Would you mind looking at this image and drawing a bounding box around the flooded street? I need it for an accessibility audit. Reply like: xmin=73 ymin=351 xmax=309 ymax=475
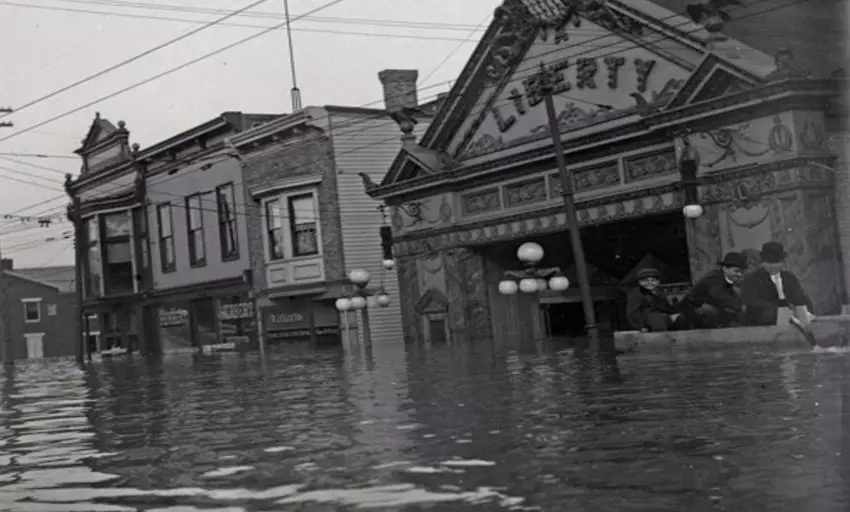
xmin=0 ymin=342 xmax=847 ymax=512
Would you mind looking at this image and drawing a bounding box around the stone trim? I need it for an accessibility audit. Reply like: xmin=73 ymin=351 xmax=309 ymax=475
xmin=393 ymin=158 xmax=833 ymax=256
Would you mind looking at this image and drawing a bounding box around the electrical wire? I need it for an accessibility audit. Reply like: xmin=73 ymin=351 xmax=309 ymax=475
xmin=0 ymin=0 xmax=272 ymax=120
xmin=0 ymin=0 xmax=815 ymax=236
xmin=0 ymin=0 xmax=348 ymax=146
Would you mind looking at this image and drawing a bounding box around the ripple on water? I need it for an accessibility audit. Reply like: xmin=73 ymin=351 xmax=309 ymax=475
xmin=0 ymin=347 xmax=846 ymax=512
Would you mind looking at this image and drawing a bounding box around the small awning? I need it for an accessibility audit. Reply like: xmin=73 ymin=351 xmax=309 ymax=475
xmin=267 ymin=285 xmax=327 ymax=300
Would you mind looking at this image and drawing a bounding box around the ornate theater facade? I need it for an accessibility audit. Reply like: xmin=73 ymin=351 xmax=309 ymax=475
xmin=367 ymin=0 xmax=847 ymax=344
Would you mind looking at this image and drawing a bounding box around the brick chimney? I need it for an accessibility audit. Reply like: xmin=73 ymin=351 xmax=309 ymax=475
xmin=378 ymin=69 xmax=419 ymax=111
xmin=1 ymin=259 xmax=12 ymax=271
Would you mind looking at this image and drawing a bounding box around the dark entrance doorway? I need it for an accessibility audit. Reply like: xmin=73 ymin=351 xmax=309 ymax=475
xmin=535 ymin=210 xmax=691 ymax=336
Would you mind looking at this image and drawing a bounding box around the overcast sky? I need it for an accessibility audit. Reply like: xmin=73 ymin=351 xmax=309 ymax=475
xmin=0 ymin=0 xmax=498 ymax=268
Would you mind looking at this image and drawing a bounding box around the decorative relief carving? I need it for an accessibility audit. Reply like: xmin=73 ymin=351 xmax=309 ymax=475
xmin=623 ymin=148 xmax=677 ymax=183
xmin=462 ymin=188 xmax=501 ymax=216
xmin=697 ymin=115 xmax=794 ymax=169
xmin=392 ymin=195 xmax=453 ymax=230
xmin=503 ymin=178 xmax=547 ymax=208
xmin=799 ymin=120 xmax=825 ymax=150
xmin=548 ymin=161 xmax=620 ymax=196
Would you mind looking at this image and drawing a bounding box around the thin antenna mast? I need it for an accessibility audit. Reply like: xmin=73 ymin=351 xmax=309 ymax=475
xmin=283 ymin=0 xmax=302 ymax=111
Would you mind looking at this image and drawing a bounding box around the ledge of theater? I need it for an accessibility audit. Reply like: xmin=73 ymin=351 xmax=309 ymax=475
xmin=391 ymin=157 xmax=835 ymax=257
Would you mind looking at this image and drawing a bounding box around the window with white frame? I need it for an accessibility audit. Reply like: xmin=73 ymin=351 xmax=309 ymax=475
xmin=265 ymin=199 xmax=285 ymax=260
xmin=185 ymin=193 xmax=206 ymax=267
xmin=289 ymin=193 xmax=319 ymax=257
xmin=23 ymin=299 xmax=41 ymax=323
xmin=216 ymin=183 xmax=239 ymax=260
xmin=262 ymin=191 xmax=320 ymax=261
xmin=157 ymin=203 xmax=176 ymax=272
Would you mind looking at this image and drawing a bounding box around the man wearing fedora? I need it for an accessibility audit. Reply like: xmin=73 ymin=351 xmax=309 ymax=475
xmin=679 ymin=252 xmax=748 ymax=328
xmin=626 ymin=268 xmax=688 ymax=332
xmin=740 ymin=241 xmax=813 ymax=326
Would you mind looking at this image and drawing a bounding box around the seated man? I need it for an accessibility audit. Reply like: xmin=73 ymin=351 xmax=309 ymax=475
xmin=626 ymin=268 xmax=688 ymax=332
xmin=741 ymin=241 xmax=813 ymax=326
xmin=680 ymin=252 xmax=747 ymax=328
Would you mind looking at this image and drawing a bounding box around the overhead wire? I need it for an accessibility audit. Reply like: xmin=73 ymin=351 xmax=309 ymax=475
xmin=0 ymin=0 xmax=272 ymax=120
xmin=0 ymin=0 xmax=814 ymax=243
xmin=0 ymin=0 xmax=348 ymax=146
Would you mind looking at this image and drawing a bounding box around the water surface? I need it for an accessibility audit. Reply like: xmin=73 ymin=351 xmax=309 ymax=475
xmin=0 ymin=342 xmax=846 ymax=511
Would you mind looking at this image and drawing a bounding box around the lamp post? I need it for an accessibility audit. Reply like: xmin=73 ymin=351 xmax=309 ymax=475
xmin=334 ymin=267 xmax=393 ymax=345
xmin=535 ymin=61 xmax=599 ymax=351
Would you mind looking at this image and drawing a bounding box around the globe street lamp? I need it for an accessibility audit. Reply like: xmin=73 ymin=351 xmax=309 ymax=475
xmin=498 ymin=242 xmax=570 ymax=296
xmin=679 ymin=135 xmax=703 ymax=220
xmin=335 ymin=268 xmax=391 ymax=344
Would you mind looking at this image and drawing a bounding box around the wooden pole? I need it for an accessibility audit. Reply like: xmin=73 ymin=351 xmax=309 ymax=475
xmin=539 ymin=62 xmax=600 ymax=352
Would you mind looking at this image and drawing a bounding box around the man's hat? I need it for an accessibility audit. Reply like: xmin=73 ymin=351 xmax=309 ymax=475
xmin=718 ymin=252 xmax=747 ymax=269
xmin=760 ymin=241 xmax=787 ymax=263
xmin=636 ymin=268 xmax=663 ymax=281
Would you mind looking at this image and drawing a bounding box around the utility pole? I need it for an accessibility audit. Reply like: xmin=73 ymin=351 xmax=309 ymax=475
xmin=0 ymin=106 xmax=12 ymax=128
xmin=537 ymin=62 xmax=601 ymax=352
xmin=0 ymin=109 xmax=12 ymax=364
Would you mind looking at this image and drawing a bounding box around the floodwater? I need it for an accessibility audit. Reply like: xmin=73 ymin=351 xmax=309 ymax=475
xmin=0 ymin=341 xmax=847 ymax=512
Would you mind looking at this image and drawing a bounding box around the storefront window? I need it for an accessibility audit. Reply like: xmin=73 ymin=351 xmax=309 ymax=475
xmin=191 ymin=298 xmax=217 ymax=348
xmin=217 ymin=296 xmax=256 ymax=349
xmin=158 ymin=302 xmax=192 ymax=351
xmin=264 ymin=298 xmax=340 ymax=346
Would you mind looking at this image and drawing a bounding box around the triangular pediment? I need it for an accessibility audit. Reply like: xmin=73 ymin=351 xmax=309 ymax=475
xmin=77 ymin=113 xmax=121 ymax=155
xmin=414 ymin=288 xmax=449 ymax=315
xmin=666 ymin=54 xmax=761 ymax=109
xmin=446 ymin=3 xmax=707 ymax=161
xmin=375 ymin=0 xmax=776 ymax=190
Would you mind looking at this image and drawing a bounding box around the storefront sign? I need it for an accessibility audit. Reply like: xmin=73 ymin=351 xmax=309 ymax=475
xmin=219 ymin=302 xmax=254 ymax=321
xmin=159 ymin=308 xmax=188 ymax=327
xmin=267 ymin=326 xmax=340 ymax=341
xmin=490 ymin=56 xmax=659 ymax=134
xmin=270 ymin=312 xmax=304 ymax=324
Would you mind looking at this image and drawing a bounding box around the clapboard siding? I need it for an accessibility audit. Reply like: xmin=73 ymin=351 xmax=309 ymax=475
xmin=330 ymin=112 xmax=430 ymax=345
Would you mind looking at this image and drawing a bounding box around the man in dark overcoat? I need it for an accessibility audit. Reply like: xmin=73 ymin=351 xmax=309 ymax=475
xmin=679 ymin=252 xmax=747 ymax=328
xmin=625 ymin=268 xmax=688 ymax=332
xmin=740 ymin=241 xmax=813 ymax=326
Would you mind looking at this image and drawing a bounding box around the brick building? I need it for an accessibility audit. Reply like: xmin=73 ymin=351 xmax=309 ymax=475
xmin=0 ymin=259 xmax=77 ymax=360
xmin=368 ymin=0 xmax=848 ymax=344
xmin=232 ymin=75 xmax=438 ymax=347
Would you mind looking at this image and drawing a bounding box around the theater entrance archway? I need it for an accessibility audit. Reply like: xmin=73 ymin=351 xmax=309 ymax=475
xmin=484 ymin=210 xmax=691 ymax=344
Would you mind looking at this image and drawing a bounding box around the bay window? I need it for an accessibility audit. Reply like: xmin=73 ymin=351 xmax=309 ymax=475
xmin=157 ymin=203 xmax=176 ymax=273
xmin=265 ymin=200 xmax=284 ymax=260
xmin=185 ymin=193 xmax=206 ymax=267
xmin=102 ymin=212 xmax=134 ymax=295
xmin=289 ymin=193 xmax=319 ymax=257
xmin=263 ymin=191 xmax=320 ymax=261
xmin=216 ymin=183 xmax=239 ymax=260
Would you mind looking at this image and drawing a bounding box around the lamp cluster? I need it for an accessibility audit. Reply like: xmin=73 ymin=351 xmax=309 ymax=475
xmin=335 ymin=268 xmax=393 ymax=312
xmin=498 ymin=242 xmax=570 ymax=296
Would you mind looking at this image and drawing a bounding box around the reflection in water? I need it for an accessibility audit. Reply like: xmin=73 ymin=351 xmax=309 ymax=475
xmin=0 ymin=343 xmax=846 ymax=511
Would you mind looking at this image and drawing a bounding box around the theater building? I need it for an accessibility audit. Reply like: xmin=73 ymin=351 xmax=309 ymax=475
xmin=367 ymin=0 xmax=848 ymax=344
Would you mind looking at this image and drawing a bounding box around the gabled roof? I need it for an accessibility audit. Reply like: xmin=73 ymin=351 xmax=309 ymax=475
xmin=75 ymin=112 xmax=125 ymax=156
xmin=375 ymin=0 xmax=782 ymax=193
xmin=651 ymin=0 xmax=848 ymax=78
xmin=5 ymin=265 xmax=76 ymax=293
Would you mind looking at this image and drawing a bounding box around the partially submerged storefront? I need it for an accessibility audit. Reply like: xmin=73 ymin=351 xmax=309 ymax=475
xmin=368 ymin=0 xmax=847 ymax=345
xmin=153 ymin=280 xmax=257 ymax=353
